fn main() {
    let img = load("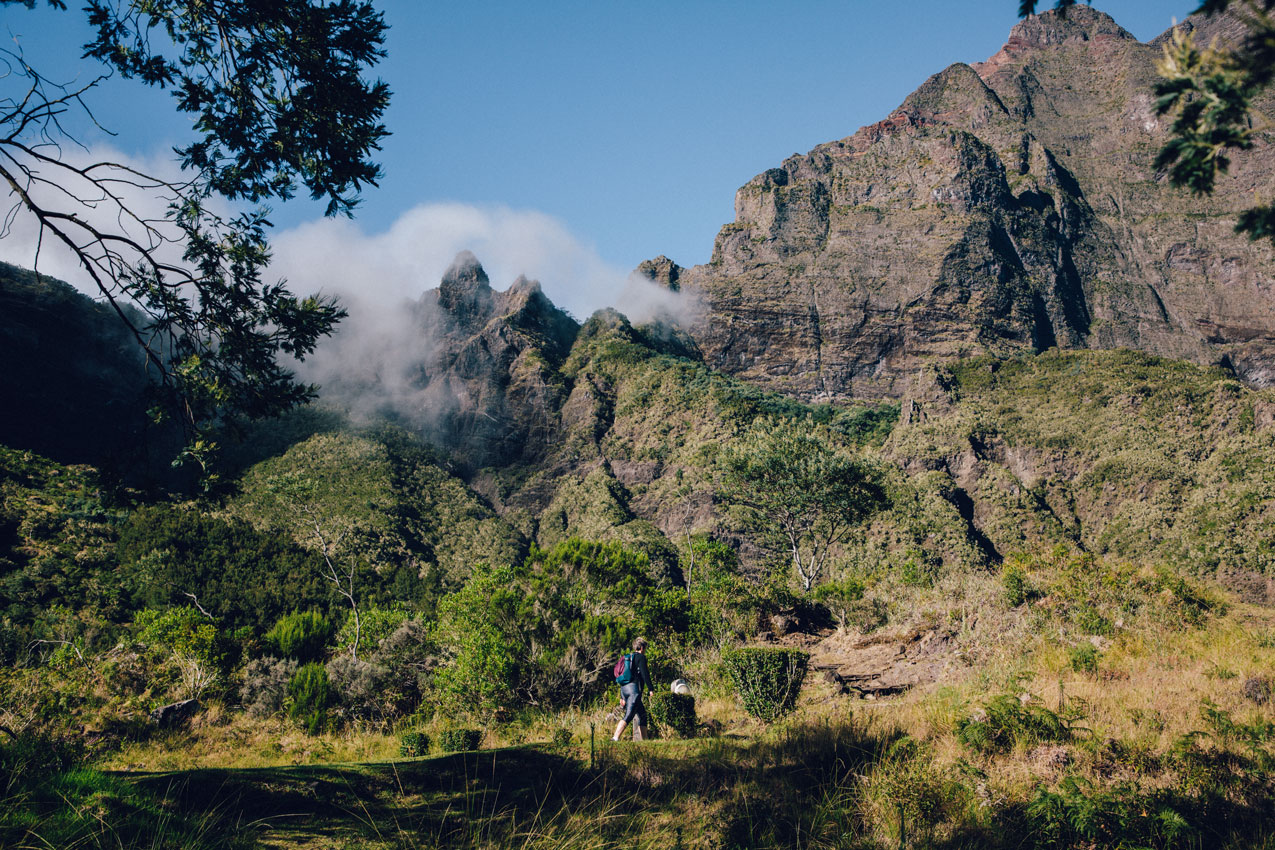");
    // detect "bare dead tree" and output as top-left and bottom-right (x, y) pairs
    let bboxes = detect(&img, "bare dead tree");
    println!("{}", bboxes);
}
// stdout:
(296, 501), (363, 659)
